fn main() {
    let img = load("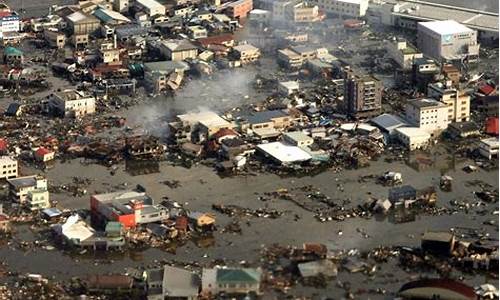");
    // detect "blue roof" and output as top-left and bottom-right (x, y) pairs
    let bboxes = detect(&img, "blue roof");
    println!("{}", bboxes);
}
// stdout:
(42, 208), (62, 218)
